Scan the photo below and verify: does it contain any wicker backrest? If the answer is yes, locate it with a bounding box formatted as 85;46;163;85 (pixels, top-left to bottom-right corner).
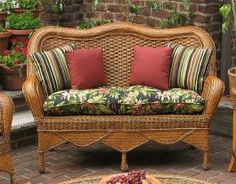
27;22;216;87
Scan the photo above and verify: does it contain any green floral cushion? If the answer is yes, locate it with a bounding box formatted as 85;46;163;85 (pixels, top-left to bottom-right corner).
43;85;205;116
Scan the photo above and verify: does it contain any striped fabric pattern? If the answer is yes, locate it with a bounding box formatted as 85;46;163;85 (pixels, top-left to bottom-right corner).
31;44;75;97
167;43;213;93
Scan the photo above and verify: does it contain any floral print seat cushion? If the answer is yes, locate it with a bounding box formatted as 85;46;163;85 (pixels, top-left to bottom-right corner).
43;85;205;116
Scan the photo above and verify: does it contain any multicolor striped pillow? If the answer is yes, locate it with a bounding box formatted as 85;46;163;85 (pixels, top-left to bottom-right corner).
31;44;75;97
167;43;213;93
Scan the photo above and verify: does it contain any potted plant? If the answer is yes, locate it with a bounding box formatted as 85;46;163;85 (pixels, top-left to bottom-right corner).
6;11;41;45
0;41;27;90
0;26;11;53
0;0;14;27
14;0;39;17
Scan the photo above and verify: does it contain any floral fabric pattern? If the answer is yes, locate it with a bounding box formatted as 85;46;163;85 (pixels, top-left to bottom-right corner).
43;85;205;116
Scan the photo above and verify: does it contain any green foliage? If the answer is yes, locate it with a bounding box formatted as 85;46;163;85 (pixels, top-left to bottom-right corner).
78;19;110;29
0;0;14;11
18;0;37;10
220;4;232;33
7;11;41;30
0;25;6;33
129;4;139;15
160;0;194;28
148;1;161;11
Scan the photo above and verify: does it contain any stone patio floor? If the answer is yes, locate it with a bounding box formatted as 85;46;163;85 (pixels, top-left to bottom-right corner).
0;135;236;184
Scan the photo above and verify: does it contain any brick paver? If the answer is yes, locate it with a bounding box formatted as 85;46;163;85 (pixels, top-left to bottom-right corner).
1;135;236;184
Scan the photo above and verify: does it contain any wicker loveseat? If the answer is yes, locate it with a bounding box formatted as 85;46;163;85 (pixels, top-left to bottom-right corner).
23;23;224;173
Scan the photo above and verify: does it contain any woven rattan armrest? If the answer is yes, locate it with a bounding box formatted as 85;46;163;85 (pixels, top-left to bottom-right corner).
22;75;45;119
202;75;225;117
0;93;14;136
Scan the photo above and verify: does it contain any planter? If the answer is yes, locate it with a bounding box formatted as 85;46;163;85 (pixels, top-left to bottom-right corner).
12;8;39;18
0;30;11;54
0;11;7;27
229;67;236;96
10;29;34;45
1;65;26;90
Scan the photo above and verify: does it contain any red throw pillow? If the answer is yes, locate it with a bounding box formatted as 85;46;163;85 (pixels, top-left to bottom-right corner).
130;46;173;90
66;47;106;89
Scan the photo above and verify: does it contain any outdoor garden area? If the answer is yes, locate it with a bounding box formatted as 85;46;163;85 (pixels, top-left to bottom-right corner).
2;0;236;184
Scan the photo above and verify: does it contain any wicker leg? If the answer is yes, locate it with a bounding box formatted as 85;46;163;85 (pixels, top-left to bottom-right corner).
203;151;209;170
121;152;128;172
38;152;45;173
228;154;236;172
10;173;16;184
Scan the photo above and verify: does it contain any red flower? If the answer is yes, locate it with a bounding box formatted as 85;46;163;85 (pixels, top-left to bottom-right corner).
2;50;11;56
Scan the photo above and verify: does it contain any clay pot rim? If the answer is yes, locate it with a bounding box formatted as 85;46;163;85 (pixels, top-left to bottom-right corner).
0;64;26;70
0;11;8;15
0;30;11;38
9;29;34;35
13;8;40;12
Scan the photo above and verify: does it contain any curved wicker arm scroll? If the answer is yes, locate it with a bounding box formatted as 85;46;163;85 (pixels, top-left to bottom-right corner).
22;75;45;119
0;93;14;136
202;75;225;117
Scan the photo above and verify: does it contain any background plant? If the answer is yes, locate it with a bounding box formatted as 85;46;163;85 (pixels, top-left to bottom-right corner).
78;19;111;29
7;11;41;30
18;0;37;10
38;0;65;14
220;0;236;32
0;0;15;12
93;0;194;28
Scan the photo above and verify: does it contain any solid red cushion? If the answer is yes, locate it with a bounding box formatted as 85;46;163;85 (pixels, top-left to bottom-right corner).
66;47;106;89
130;46;173;90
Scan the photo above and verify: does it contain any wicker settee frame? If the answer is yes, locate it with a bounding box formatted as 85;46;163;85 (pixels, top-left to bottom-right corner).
22;22;224;172
0;93;15;183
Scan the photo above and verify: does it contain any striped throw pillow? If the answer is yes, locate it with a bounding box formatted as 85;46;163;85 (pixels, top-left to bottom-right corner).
31;44;75;97
167;43;213;93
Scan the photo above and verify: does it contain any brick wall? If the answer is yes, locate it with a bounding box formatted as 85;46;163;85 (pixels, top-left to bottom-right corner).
40;0;84;27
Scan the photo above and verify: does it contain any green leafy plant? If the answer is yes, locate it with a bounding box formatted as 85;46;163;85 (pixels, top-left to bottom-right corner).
78;19;111;29
0;25;6;33
7;11;41;30
18;0;37;10
220;0;236;33
0;0;14;11
160;0;194;28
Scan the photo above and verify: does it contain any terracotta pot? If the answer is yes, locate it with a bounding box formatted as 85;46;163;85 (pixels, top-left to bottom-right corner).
0;11;7;27
0;30;11;54
1;65;26;90
12;8;40;18
10;29;34;45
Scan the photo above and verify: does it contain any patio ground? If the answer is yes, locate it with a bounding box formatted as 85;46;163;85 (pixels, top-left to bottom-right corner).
0;135;236;184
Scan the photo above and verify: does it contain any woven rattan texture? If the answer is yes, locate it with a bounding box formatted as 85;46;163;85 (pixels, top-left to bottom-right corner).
0;93;15;183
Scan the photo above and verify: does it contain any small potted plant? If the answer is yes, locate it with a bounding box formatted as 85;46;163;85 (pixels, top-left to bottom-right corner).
0;41;27;90
6;11;41;45
0;0;14;27
14;0;39;17
0;25;11;54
